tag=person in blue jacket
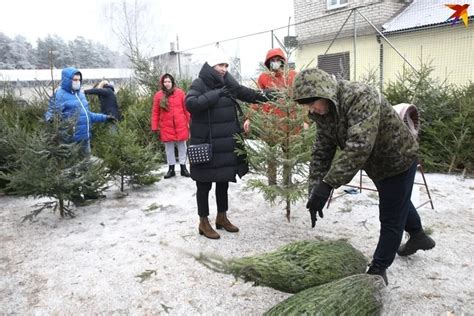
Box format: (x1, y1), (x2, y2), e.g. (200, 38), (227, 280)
(45, 67), (115, 155)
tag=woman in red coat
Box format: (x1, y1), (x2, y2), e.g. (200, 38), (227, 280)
(151, 73), (191, 178)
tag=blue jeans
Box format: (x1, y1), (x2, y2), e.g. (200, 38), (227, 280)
(372, 160), (423, 268)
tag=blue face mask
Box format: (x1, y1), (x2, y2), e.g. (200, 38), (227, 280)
(72, 81), (81, 91)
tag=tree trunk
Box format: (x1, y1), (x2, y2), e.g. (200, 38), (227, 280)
(286, 199), (291, 222)
(59, 199), (64, 217)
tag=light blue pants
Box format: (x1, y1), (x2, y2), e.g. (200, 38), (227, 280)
(164, 141), (187, 165)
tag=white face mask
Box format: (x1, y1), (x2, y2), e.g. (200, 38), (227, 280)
(270, 60), (282, 70)
(72, 81), (81, 91)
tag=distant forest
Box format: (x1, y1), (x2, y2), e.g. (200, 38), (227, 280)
(0, 33), (128, 69)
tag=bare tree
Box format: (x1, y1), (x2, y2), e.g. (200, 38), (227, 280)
(103, 0), (158, 60)
(102, 0), (162, 93)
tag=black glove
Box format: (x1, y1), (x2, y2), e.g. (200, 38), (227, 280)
(307, 181), (332, 228)
(106, 115), (117, 123)
(218, 87), (231, 97)
(262, 89), (277, 101)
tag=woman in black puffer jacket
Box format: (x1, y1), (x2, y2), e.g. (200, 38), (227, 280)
(185, 50), (267, 239)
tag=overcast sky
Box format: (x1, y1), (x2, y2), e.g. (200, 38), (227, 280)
(0, 0), (296, 77)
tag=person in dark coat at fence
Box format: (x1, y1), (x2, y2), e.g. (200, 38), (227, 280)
(85, 80), (122, 121)
(185, 48), (269, 239)
(292, 68), (436, 284)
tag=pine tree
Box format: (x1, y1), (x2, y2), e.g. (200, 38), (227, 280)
(0, 117), (109, 220)
(238, 71), (315, 221)
(93, 118), (161, 192)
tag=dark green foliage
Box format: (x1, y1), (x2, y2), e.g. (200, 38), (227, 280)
(196, 240), (368, 293)
(0, 92), (45, 132)
(0, 117), (109, 219)
(264, 274), (384, 316)
(384, 62), (473, 173)
(93, 118), (161, 192)
(115, 82), (139, 114)
(113, 84), (159, 149)
(238, 80), (315, 220)
(176, 77), (193, 93)
(0, 92), (46, 188)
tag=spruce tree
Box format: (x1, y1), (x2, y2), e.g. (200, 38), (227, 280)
(93, 118), (161, 192)
(0, 117), (109, 220)
(238, 70), (315, 220)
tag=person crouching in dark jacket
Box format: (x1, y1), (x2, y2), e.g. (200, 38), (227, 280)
(185, 48), (268, 240)
(292, 68), (436, 284)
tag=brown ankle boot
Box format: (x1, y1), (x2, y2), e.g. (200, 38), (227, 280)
(199, 217), (220, 239)
(216, 212), (239, 232)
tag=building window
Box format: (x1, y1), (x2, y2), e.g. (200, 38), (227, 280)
(318, 52), (350, 80)
(327, 0), (348, 10)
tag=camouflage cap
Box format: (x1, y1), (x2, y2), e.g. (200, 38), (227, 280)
(293, 68), (338, 104)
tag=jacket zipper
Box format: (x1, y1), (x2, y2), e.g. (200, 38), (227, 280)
(75, 93), (90, 140)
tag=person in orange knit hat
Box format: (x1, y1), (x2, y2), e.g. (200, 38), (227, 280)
(243, 47), (299, 185)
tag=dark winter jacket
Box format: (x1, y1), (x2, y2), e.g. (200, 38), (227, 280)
(45, 67), (107, 143)
(151, 74), (190, 142)
(293, 68), (419, 190)
(84, 85), (121, 120)
(185, 63), (266, 183)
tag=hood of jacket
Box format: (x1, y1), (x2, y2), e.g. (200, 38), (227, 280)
(160, 73), (176, 89)
(104, 84), (115, 92)
(60, 67), (82, 93)
(199, 62), (226, 89)
(293, 68), (339, 111)
(160, 73), (176, 95)
(264, 48), (287, 69)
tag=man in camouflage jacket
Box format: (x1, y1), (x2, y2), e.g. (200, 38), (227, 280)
(293, 68), (435, 284)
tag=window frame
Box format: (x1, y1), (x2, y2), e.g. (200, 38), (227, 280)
(317, 51), (350, 80)
(326, 0), (349, 11)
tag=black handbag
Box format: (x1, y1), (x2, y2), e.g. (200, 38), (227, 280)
(187, 110), (213, 165)
(187, 143), (213, 165)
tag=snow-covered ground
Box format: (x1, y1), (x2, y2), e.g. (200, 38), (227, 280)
(1, 166), (473, 315)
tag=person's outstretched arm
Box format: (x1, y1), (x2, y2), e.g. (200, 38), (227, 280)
(84, 88), (109, 97)
(185, 79), (222, 113)
(225, 73), (268, 104)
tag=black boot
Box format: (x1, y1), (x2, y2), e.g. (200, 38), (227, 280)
(367, 262), (388, 285)
(397, 230), (436, 256)
(180, 164), (191, 177)
(164, 165), (176, 179)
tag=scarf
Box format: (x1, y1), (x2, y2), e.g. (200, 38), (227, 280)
(160, 87), (175, 111)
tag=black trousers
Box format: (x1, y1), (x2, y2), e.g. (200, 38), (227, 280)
(196, 181), (229, 217)
(373, 160), (423, 268)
